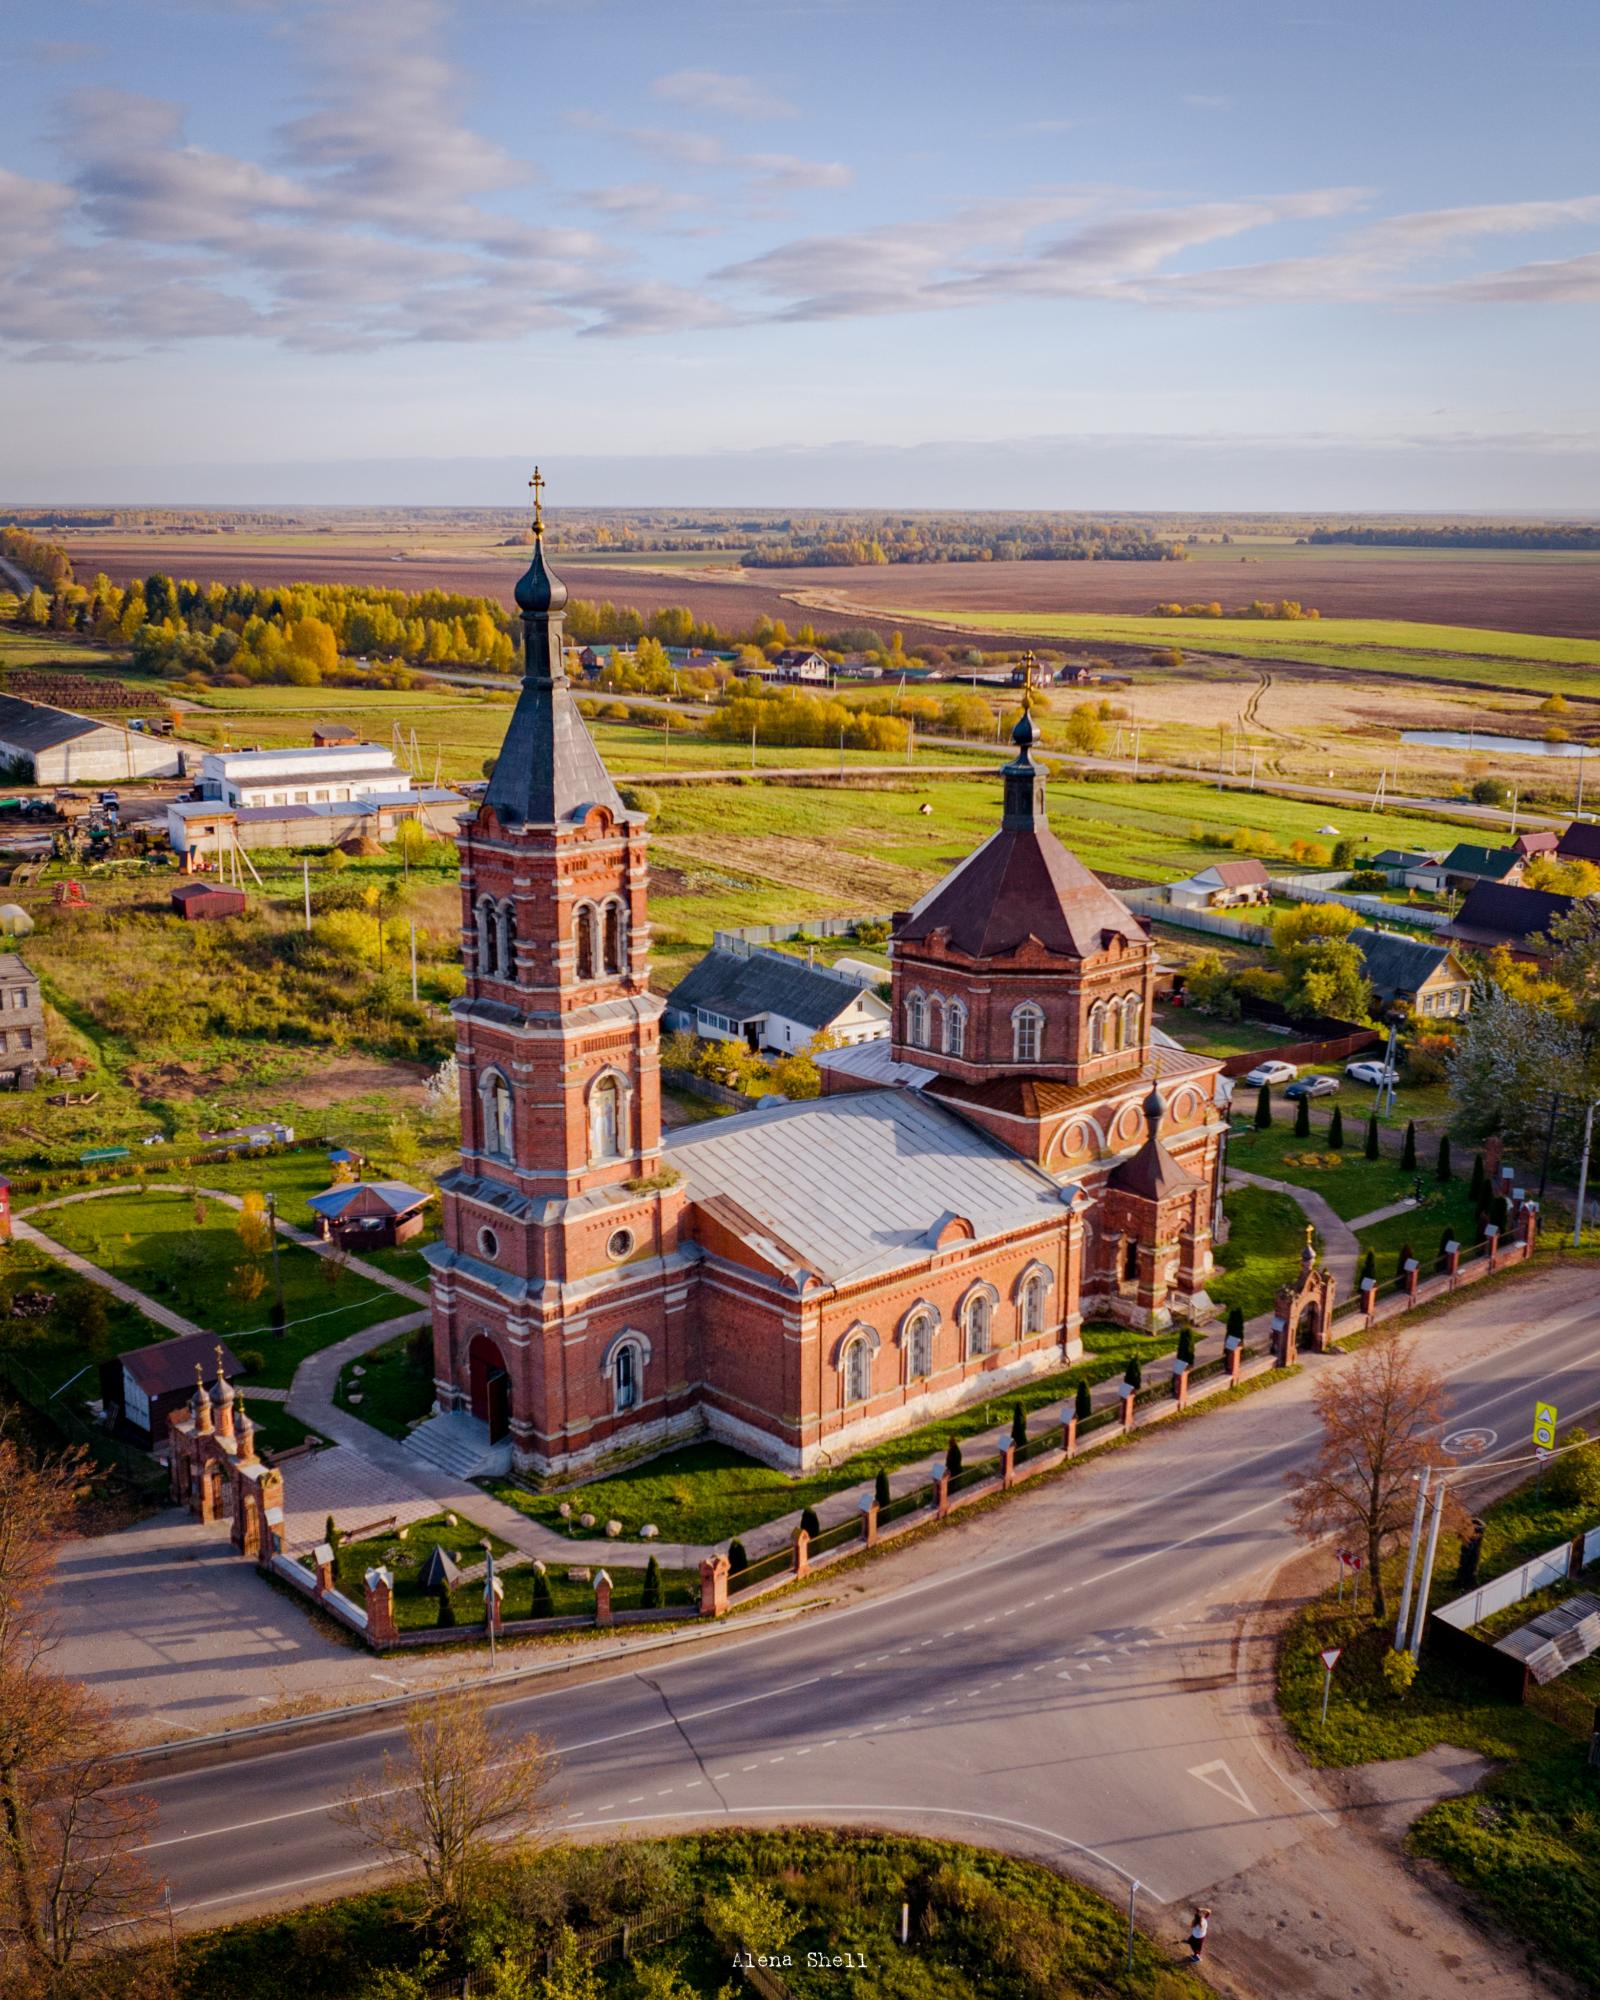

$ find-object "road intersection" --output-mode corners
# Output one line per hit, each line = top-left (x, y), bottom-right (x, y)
(129, 1263), (1600, 1956)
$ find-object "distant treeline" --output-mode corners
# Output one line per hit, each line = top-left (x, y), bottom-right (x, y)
(0, 525), (74, 590)
(744, 515), (1186, 567)
(1307, 524), (1600, 552)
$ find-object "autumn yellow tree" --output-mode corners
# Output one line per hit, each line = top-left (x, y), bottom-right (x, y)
(1287, 1326), (1458, 1622)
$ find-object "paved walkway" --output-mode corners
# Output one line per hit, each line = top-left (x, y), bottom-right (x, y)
(1227, 1165), (1362, 1298)
(1347, 1195), (1424, 1231)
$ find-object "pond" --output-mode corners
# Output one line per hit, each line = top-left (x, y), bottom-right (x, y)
(1401, 729), (1595, 760)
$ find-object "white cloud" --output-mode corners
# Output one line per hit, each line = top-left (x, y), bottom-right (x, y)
(649, 70), (797, 122)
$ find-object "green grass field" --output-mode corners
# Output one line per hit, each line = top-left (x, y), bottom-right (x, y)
(890, 606), (1600, 688)
(32, 1187), (405, 1387)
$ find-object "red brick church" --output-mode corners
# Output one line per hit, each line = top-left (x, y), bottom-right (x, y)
(426, 482), (1226, 1477)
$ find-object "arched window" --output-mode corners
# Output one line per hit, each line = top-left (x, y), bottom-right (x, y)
(497, 900), (516, 982)
(1013, 1003), (1043, 1064)
(575, 905), (596, 982)
(481, 1071), (513, 1158)
(613, 1342), (639, 1412)
(965, 1292), (991, 1359)
(844, 1336), (872, 1405)
(477, 898), (499, 979)
(1020, 1272), (1046, 1338)
(944, 999), (967, 1058)
(906, 1312), (934, 1380)
(589, 1073), (622, 1162)
(602, 899), (626, 976)
(906, 990), (928, 1048)
(1122, 994), (1142, 1048)
(1088, 1002), (1106, 1054)
(1123, 1237), (1139, 1282)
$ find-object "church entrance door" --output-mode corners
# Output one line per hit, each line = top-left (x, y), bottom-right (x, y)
(468, 1334), (511, 1442)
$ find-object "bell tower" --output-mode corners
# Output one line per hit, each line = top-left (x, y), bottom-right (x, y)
(426, 472), (691, 1475)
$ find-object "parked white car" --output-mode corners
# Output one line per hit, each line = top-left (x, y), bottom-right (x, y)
(1345, 1059), (1399, 1087)
(1243, 1059), (1298, 1088)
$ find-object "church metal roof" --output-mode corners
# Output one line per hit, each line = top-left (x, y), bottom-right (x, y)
(665, 1086), (1064, 1286)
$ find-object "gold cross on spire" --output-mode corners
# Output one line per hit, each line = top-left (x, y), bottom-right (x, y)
(529, 465), (545, 536)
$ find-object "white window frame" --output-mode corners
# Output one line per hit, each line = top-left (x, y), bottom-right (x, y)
(1012, 1003), (1043, 1064)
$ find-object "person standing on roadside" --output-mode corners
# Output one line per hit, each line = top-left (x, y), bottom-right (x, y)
(1185, 1906), (1212, 1966)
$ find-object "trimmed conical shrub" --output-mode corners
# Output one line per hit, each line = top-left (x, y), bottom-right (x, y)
(874, 1468), (891, 1509)
(945, 1439), (963, 1478)
(1436, 1134), (1452, 1183)
(435, 1582), (456, 1629)
(1401, 1121), (1417, 1171)
(1011, 1402), (1027, 1448)
(1177, 1326), (1196, 1365)
(1226, 1305), (1244, 1343)
(1074, 1379), (1092, 1423)
(1255, 1082), (1273, 1130)
(799, 1506), (821, 1538)
(324, 1513), (341, 1556)
(1294, 1094), (1311, 1138)
(1124, 1355), (1143, 1393)
(1470, 1151), (1486, 1203)
(1397, 1241), (1414, 1277)
(1360, 1249), (1376, 1285)
(1365, 1113), (1380, 1161)
(727, 1540), (749, 1576)
(642, 1556), (663, 1610)
(1328, 1106), (1344, 1150)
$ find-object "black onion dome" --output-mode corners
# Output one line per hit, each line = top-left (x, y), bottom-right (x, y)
(514, 534), (568, 615)
(1011, 702), (1036, 753)
(1143, 1083), (1167, 1129)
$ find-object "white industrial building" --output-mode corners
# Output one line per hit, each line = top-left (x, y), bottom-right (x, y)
(167, 788), (469, 863)
(196, 743), (411, 809)
(0, 694), (183, 785)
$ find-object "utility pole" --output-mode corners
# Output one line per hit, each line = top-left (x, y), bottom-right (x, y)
(1408, 1475), (1448, 1656)
(409, 919), (419, 1003)
(1579, 748), (1587, 817)
(1394, 1467), (1431, 1650)
(266, 1191), (285, 1337)
(302, 855), (311, 934)
(1248, 745), (1257, 790)
(750, 720), (757, 771)
(1538, 1087), (1564, 1203)
(907, 717), (915, 768)
(1573, 1097), (1599, 1248)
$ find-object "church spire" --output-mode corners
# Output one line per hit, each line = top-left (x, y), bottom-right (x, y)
(1001, 690), (1047, 830)
(484, 467), (625, 829)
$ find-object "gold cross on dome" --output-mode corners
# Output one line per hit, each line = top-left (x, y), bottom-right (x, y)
(528, 465), (545, 534)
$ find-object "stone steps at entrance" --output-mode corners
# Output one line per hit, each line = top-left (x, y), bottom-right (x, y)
(403, 1411), (512, 1481)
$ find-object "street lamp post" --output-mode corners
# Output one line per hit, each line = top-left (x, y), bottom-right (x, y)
(266, 1190), (285, 1337)
(1573, 1098), (1600, 1250)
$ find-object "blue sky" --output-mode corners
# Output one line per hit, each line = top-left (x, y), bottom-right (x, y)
(3, 0), (1598, 507)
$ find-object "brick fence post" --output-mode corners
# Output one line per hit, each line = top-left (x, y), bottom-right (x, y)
(997, 1437), (1016, 1490)
(1225, 1336), (1242, 1385)
(1522, 1203), (1539, 1253)
(593, 1569), (613, 1627)
(1403, 1257), (1420, 1305)
(1362, 1277), (1377, 1324)
(313, 1541), (335, 1600)
(1172, 1359), (1189, 1408)
(1062, 1413), (1078, 1456)
(1485, 1224), (1500, 1273)
(698, 1554), (729, 1618)
(792, 1528), (810, 1579)
(363, 1567), (397, 1648)
(935, 1472), (951, 1521)
(1445, 1240), (1461, 1287)
(1120, 1389), (1136, 1434)
(860, 1496), (879, 1547)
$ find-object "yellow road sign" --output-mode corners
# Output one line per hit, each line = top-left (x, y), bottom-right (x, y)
(1533, 1401), (1558, 1449)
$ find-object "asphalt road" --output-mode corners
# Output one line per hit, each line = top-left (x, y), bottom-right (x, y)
(136, 1268), (1600, 1931)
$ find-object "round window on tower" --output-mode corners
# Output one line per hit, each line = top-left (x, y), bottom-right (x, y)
(607, 1227), (635, 1261)
(477, 1226), (499, 1261)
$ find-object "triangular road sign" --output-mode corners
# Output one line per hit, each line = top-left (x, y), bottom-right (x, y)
(1320, 1647), (1342, 1671)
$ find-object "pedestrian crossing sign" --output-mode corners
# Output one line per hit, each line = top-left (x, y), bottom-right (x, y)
(1533, 1402), (1558, 1449)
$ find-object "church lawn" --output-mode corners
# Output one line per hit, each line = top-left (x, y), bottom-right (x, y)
(1207, 1183), (1315, 1320)
(1225, 1115), (1440, 1221)
(488, 1325), (1195, 1547)
(1352, 1177), (1483, 1271)
(335, 1330), (433, 1439)
(34, 1188), (407, 1388)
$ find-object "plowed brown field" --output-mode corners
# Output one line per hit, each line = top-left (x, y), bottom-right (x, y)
(60, 536), (1600, 641)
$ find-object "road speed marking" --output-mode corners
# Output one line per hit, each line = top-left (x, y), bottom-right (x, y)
(1443, 1426), (1497, 1456)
